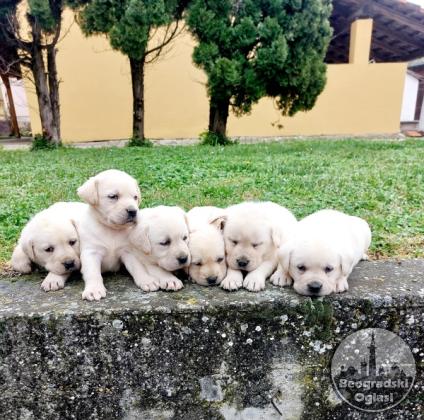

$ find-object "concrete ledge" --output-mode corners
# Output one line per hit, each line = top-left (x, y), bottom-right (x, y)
(0, 260), (423, 419)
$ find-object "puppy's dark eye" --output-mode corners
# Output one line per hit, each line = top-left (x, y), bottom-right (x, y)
(217, 257), (224, 263)
(324, 265), (334, 273)
(134, 196), (138, 201)
(182, 235), (188, 241)
(194, 261), (202, 266)
(231, 240), (238, 245)
(297, 264), (306, 272)
(45, 246), (54, 253)
(252, 242), (262, 248)
(108, 194), (119, 200)
(69, 240), (77, 246)
(160, 239), (171, 246)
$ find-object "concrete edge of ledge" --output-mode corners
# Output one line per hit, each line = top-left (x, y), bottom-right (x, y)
(0, 133), (411, 150)
(0, 259), (423, 319)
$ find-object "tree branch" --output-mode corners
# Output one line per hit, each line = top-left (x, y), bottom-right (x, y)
(144, 20), (184, 64)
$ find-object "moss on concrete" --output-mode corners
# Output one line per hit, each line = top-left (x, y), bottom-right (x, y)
(0, 260), (423, 418)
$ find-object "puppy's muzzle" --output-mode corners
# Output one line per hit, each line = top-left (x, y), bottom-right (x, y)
(207, 276), (218, 285)
(237, 257), (249, 269)
(177, 254), (189, 266)
(307, 281), (322, 295)
(126, 208), (137, 221)
(63, 260), (76, 271)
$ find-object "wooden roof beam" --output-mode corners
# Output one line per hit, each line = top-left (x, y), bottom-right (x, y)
(373, 23), (423, 49)
(371, 37), (410, 56)
(369, 1), (424, 34)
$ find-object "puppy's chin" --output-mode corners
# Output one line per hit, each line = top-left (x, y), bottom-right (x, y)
(47, 260), (81, 276)
(159, 261), (183, 272)
(294, 288), (324, 297)
(190, 278), (208, 286)
(190, 277), (223, 287)
(49, 267), (73, 276)
(107, 216), (136, 229)
(293, 284), (331, 297)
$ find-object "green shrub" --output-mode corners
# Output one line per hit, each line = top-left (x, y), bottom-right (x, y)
(30, 134), (61, 151)
(127, 137), (153, 148)
(199, 131), (234, 146)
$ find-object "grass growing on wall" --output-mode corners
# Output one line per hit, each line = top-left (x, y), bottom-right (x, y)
(0, 139), (423, 266)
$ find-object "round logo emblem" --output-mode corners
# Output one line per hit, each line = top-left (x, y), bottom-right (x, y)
(331, 328), (416, 412)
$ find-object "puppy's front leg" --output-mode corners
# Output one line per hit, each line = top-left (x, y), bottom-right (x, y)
(220, 268), (243, 291)
(335, 276), (349, 293)
(243, 260), (276, 292)
(270, 263), (292, 287)
(144, 264), (184, 291)
(41, 272), (69, 292)
(11, 244), (32, 273)
(121, 252), (159, 292)
(80, 251), (107, 301)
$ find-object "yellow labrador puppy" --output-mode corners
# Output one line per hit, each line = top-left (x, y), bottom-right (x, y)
(187, 206), (227, 287)
(11, 202), (87, 291)
(221, 201), (297, 292)
(127, 206), (190, 291)
(275, 209), (371, 296)
(77, 169), (141, 301)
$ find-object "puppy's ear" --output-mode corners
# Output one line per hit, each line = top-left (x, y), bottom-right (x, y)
(210, 215), (227, 231)
(271, 225), (283, 248)
(278, 242), (293, 278)
(11, 243), (33, 273)
(135, 182), (142, 205)
(77, 176), (99, 206)
(183, 212), (189, 230)
(340, 252), (355, 278)
(70, 219), (81, 248)
(132, 224), (151, 254)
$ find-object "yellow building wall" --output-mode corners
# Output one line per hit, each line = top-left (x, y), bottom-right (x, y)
(26, 11), (407, 142)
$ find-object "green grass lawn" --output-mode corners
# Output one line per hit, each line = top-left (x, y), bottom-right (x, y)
(0, 139), (423, 267)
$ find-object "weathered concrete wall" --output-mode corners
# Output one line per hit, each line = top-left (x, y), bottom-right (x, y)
(0, 260), (423, 419)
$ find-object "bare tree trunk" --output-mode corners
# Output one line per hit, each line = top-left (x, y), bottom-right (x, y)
(47, 45), (61, 141)
(0, 74), (20, 138)
(129, 57), (145, 140)
(208, 96), (230, 137)
(27, 18), (61, 144)
(30, 44), (56, 141)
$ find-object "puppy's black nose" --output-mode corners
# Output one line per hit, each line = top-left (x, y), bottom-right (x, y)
(177, 255), (188, 265)
(307, 281), (322, 294)
(207, 276), (218, 285)
(127, 209), (137, 219)
(237, 257), (249, 268)
(63, 260), (75, 270)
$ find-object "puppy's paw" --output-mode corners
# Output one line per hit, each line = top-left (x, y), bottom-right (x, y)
(243, 272), (266, 292)
(82, 284), (107, 301)
(135, 277), (160, 292)
(41, 274), (65, 292)
(270, 270), (292, 287)
(335, 277), (349, 293)
(160, 277), (184, 291)
(220, 271), (243, 291)
(11, 245), (32, 274)
(361, 253), (369, 261)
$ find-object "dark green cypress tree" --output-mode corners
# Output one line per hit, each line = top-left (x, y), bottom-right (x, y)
(186, 0), (332, 143)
